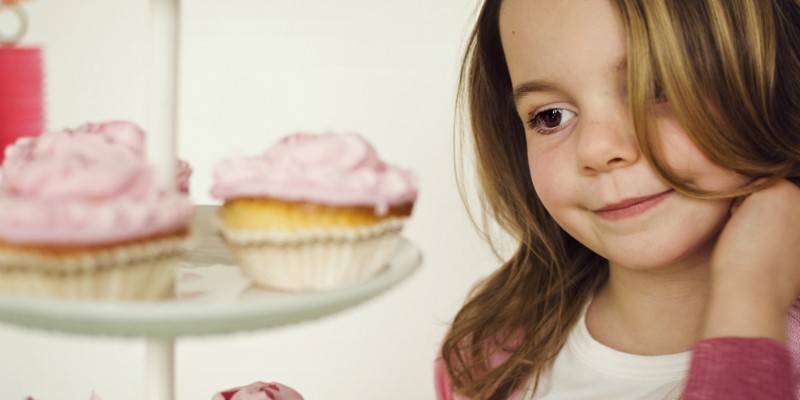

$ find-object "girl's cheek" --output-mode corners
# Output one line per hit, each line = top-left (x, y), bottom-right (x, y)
(653, 117), (697, 175)
(656, 119), (749, 192)
(528, 147), (566, 205)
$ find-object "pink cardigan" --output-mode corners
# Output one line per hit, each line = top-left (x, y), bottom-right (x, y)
(435, 300), (800, 399)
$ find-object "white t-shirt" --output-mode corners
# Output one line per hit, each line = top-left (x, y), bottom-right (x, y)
(522, 300), (690, 400)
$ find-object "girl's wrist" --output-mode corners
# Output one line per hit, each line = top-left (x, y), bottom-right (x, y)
(703, 271), (789, 342)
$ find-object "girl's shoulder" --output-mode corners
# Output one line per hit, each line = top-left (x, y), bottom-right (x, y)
(434, 356), (528, 400)
(434, 332), (528, 400)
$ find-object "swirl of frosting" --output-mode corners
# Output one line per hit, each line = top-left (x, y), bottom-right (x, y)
(0, 121), (194, 245)
(211, 132), (418, 215)
(26, 390), (105, 400)
(2, 121), (150, 199)
(212, 381), (304, 400)
(177, 159), (192, 194)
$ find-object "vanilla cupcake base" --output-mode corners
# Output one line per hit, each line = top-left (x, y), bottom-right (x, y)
(0, 235), (192, 300)
(219, 218), (405, 291)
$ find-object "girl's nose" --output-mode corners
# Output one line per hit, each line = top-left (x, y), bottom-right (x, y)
(575, 114), (640, 175)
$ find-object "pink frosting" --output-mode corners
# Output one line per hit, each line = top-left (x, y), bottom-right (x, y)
(211, 132), (418, 215)
(2, 122), (149, 199)
(212, 381), (304, 400)
(177, 158), (192, 194)
(26, 391), (103, 400)
(0, 121), (194, 245)
(3, 121), (193, 195)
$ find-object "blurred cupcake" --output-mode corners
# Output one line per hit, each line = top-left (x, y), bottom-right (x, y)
(26, 391), (104, 400)
(212, 132), (417, 291)
(0, 121), (194, 300)
(177, 158), (192, 194)
(212, 381), (304, 400)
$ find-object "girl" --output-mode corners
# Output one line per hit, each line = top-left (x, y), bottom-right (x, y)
(436, 0), (800, 399)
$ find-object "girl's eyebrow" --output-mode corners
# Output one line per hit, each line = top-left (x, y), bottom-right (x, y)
(512, 58), (628, 106)
(512, 80), (562, 105)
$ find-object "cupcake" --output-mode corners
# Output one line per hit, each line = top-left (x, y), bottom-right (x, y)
(212, 381), (304, 400)
(212, 132), (417, 291)
(0, 121), (194, 300)
(177, 158), (192, 194)
(26, 391), (103, 400)
(26, 392), (103, 400)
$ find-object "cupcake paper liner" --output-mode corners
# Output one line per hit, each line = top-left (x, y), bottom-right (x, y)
(0, 235), (193, 300)
(218, 218), (406, 291)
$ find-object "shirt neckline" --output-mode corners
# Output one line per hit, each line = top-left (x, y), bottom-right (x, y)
(567, 297), (691, 380)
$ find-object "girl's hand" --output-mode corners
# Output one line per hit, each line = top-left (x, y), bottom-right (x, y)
(704, 179), (800, 341)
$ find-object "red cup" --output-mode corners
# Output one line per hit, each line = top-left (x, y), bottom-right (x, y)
(0, 46), (44, 163)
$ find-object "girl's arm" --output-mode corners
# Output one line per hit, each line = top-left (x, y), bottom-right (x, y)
(680, 179), (800, 399)
(682, 337), (794, 400)
(681, 274), (797, 399)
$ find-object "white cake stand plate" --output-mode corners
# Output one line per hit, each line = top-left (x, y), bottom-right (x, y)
(0, 239), (422, 337)
(0, 206), (423, 399)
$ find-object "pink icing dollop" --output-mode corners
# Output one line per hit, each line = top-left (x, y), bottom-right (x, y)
(177, 158), (192, 194)
(211, 132), (418, 215)
(212, 381), (304, 400)
(0, 121), (194, 245)
(2, 121), (150, 199)
(25, 391), (103, 400)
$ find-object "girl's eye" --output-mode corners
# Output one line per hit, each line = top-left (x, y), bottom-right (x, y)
(526, 108), (577, 135)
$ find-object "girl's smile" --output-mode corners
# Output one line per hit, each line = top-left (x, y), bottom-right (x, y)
(593, 189), (673, 221)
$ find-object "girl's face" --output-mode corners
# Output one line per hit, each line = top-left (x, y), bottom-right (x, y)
(499, 0), (750, 269)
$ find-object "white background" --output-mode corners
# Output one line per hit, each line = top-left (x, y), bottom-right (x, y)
(0, 1), (505, 399)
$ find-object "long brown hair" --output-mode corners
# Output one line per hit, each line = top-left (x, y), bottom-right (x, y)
(443, 1), (800, 399)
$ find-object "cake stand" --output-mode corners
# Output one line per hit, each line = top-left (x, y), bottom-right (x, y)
(0, 205), (423, 399)
(1, 1), (422, 398)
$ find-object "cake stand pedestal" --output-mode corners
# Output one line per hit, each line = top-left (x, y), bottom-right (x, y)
(0, 205), (423, 400)
(147, 339), (176, 400)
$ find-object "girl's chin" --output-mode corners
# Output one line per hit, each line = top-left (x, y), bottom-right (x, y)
(601, 240), (715, 271)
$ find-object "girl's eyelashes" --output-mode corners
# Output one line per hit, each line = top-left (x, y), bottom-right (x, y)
(526, 108), (577, 135)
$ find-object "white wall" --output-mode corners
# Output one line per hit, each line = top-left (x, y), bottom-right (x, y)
(0, 1), (502, 399)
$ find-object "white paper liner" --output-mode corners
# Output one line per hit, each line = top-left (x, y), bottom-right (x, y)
(218, 218), (406, 291)
(0, 235), (193, 300)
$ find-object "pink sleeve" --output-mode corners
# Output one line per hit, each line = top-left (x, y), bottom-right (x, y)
(433, 353), (524, 400)
(434, 357), (456, 400)
(682, 337), (795, 400)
